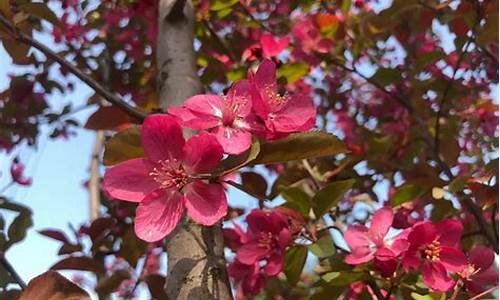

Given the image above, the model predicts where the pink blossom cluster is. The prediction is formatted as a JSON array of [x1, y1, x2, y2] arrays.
[[169, 59, 316, 154], [224, 209, 293, 297], [102, 60, 316, 242], [344, 207, 498, 292]]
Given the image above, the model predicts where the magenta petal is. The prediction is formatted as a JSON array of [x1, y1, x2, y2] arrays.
[[344, 224, 371, 249], [370, 207, 394, 237], [237, 242, 269, 265], [436, 219, 463, 247], [141, 114, 185, 161], [168, 106, 220, 130], [103, 158, 157, 202], [345, 246, 374, 265], [253, 59, 277, 90], [226, 80, 253, 116], [387, 238, 409, 257], [246, 210, 273, 236], [469, 246, 495, 270], [439, 246, 467, 272], [422, 262, 455, 292], [183, 132, 224, 174], [212, 126, 252, 155], [408, 221, 438, 248], [185, 181, 227, 225], [270, 94, 316, 133], [184, 94, 225, 116], [264, 253, 284, 276], [134, 189, 185, 242]]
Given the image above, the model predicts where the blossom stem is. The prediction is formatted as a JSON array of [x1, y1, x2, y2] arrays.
[[0, 182, 13, 194], [365, 280, 385, 300]]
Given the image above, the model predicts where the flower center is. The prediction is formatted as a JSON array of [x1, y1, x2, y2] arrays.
[[423, 240, 441, 262], [264, 85, 289, 107], [149, 159, 189, 190], [257, 232, 274, 250]]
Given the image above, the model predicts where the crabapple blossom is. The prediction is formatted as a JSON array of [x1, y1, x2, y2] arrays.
[[103, 114, 227, 242]]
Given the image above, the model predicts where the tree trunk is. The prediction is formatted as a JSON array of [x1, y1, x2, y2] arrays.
[[157, 1, 233, 299]]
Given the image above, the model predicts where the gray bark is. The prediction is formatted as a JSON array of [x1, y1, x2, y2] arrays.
[[157, 1, 233, 299]]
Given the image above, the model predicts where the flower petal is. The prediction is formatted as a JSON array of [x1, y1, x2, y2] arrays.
[[183, 94, 225, 117], [103, 158, 157, 202], [183, 132, 224, 173], [469, 245, 495, 270], [370, 207, 394, 237], [226, 80, 253, 117], [439, 246, 467, 273], [141, 114, 185, 161], [253, 59, 277, 91], [185, 181, 227, 225], [436, 219, 463, 247], [212, 126, 252, 155], [421, 262, 455, 292], [237, 242, 269, 265], [344, 224, 371, 249], [134, 189, 185, 242], [269, 94, 316, 133], [408, 221, 437, 249], [345, 246, 374, 265], [264, 253, 284, 276], [168, 106, 220, 130]]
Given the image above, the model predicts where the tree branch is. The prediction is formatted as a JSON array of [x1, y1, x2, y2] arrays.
[[0, 252, 26, 290], [0, 13, 147, 121]]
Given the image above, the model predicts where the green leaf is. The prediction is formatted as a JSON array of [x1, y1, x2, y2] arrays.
[[210, 0, 239, 11], [284, 246, 308, 285], [277, 62, 310, 84], [281, 187, 311, 217], [391, 184, 426, 207], [103, 125, 143, 166], [313, 179, 355, 217], [411, 292, 446, 300], [215, 140, 260, 175], [308, 235, 335, 258], [7, 212, 33, 248], [371, 68, 402, 86], [321, 271, 366, 286], [253, 131, 347, 165]]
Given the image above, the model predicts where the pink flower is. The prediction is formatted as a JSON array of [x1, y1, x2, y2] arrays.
[[228, 260, 264, 297], [168, 81, 258, 154], [103, 115, 227, 242], [249, 59, 316, 139], [10, 159, 32, 186], [235, 210, 292, 276], [260, 34, 289, 58], [460, 246, 499, 294], [344, 207, 409, 265], [402, 220, 467, 292], [291, 18, 332, 54]]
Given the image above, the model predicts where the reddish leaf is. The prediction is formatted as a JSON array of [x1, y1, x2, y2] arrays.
[[38, 229, 69, 244], [51, 256, 104, 274], [19, 271, 90, 300], [84, 106, 134, 131], [88, 217, 115, 242]]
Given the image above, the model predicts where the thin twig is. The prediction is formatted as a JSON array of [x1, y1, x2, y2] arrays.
[[0, 13, 147, 121], [468, 285, 498, 300], [0, 253, 26, 290], [366, 280, 385, 300]]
